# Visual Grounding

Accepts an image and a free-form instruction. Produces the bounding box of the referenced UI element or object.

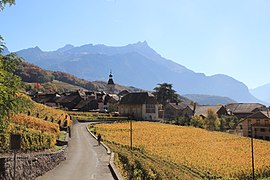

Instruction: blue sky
[1,0,270,89]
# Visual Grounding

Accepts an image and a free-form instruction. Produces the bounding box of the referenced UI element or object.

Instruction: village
[30,72,270,142]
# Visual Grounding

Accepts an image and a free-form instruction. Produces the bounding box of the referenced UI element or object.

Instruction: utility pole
[130,119,133,150]
[250,123,255,180]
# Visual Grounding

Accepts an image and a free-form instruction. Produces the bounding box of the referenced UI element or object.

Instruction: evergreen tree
[153,83,178,106]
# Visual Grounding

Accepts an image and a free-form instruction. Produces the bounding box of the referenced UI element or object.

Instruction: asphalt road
[37,122,114,180]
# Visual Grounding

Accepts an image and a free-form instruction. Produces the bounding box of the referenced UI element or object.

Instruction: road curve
[37,122,114,180]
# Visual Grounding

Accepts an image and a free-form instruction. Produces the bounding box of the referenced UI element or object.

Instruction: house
[118,90,130,97]
[31,72,122,112]
[55,89,88,110]
[73,97,98,112]
[241,111,270,141]
[118,92,159,120]
[226,103,267,119]
[32,92,61,107]
[103,94,120,112]
[194,105,228,118]
[163,102,194,120]
[96,91,107,111]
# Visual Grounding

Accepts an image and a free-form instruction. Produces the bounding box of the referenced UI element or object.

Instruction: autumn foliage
[0,93,71,152]
[95,122,270,179]
[11,114,60,135]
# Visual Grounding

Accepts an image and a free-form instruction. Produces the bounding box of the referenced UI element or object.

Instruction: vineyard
[94,122,270,179]
[0,94,71,152]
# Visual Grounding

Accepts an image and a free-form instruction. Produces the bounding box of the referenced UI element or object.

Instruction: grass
[54,145,63,151]
[69,111,128,121]
[58,131,67,141]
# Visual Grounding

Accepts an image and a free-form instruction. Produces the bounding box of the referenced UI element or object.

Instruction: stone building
[118,92,159,120]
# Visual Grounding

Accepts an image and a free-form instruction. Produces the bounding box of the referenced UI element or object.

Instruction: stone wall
[0,146,67,180]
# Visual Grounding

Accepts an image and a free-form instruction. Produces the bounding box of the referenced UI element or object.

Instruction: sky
[1,0,270,89]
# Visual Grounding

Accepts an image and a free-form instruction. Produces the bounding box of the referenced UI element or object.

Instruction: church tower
[107,71,115,94]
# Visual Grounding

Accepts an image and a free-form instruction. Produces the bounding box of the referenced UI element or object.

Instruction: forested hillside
[15,62,141,93]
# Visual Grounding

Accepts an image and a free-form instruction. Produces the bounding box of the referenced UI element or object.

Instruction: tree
[220,115,239,131]
[205,108,220,131]
[0,48,23,126]
[0,0,15,11]
[191,115,206,129]
[153,83,178,106]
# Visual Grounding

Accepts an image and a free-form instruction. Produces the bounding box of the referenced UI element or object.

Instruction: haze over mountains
[250,84,270,104]
[13,41,266,104]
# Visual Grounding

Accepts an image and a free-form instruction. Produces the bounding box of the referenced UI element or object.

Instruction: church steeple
[108,71,114,85]
[107,71,115,94]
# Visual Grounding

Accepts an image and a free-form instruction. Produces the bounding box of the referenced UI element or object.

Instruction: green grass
[54,145,63,151]
[58,131,67,141]
[70,111,128,121]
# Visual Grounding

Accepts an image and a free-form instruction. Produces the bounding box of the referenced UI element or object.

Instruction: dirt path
[37,122,114,180]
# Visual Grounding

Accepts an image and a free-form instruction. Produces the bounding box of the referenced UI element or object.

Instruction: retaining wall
[0,146,67,180]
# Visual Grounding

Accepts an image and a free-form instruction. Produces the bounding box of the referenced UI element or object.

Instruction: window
[256,120,260,125]
[248,119,251,125]
[260,128,265,132]
[146,104,156,113]
[265,120,269,126]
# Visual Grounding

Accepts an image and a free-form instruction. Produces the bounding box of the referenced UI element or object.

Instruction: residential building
[241,111,270,141]
[118,92,159,120]
[163,102,194,120]
[194,105,228,118]
[226,103,267,119]
[55,89,88,110]
[32,92,61,107]
[103,94,120,112]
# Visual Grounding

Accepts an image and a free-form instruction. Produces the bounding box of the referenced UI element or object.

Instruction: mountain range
[13,41,266,104]
[250,84,270,105]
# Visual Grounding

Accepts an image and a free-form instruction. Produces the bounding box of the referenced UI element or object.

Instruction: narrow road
[37,122,114,180]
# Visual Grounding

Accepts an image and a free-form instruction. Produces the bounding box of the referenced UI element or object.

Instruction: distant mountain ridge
[14,41,261,103]
[250,84,270,105]
[184,94,237,105]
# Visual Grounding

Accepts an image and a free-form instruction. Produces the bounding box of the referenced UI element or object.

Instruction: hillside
[15,62,141,93]
[250,83,270,105]
[0,94,70,152]
[184,94,237,105]
[15,42,260,103]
